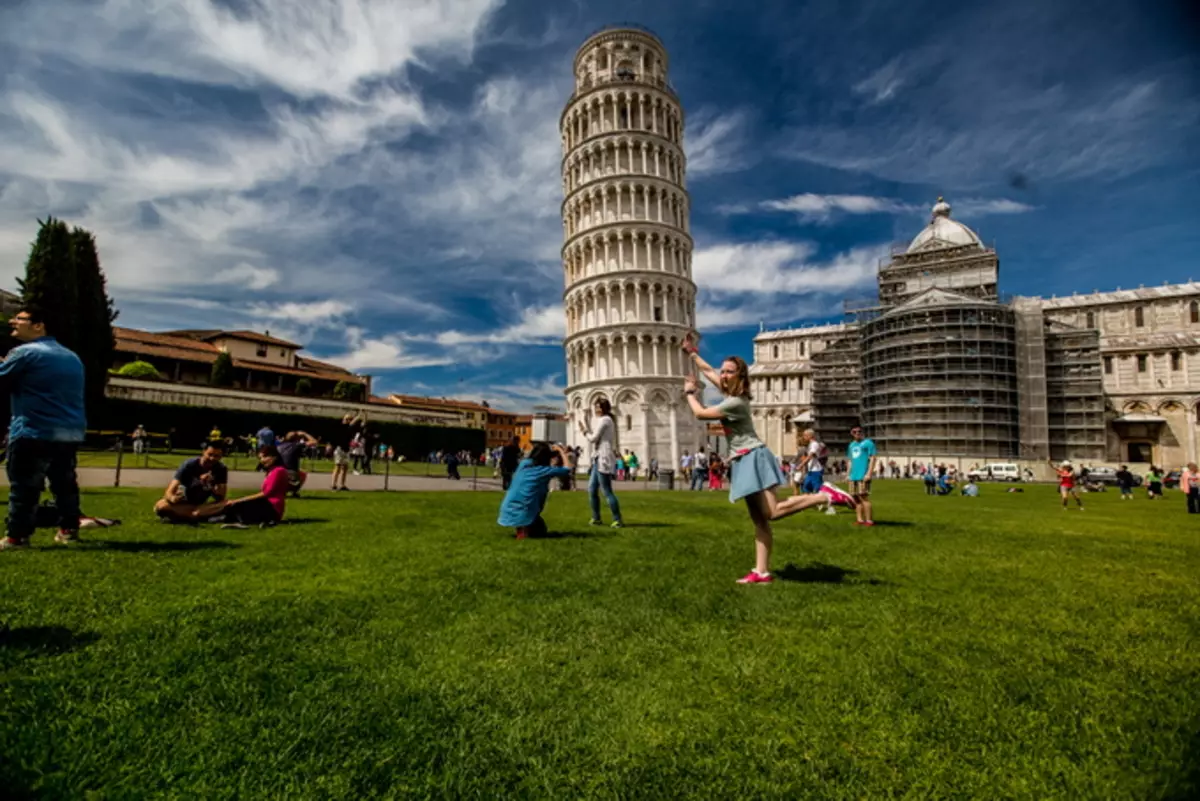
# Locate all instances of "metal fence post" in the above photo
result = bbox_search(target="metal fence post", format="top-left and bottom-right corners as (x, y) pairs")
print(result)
(384, 456), (391, 492)
(472, 461), (478, 491)
(113, 440), (124, 488)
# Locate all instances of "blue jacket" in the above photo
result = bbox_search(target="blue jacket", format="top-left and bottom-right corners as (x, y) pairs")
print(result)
(0, 337), (87, 442)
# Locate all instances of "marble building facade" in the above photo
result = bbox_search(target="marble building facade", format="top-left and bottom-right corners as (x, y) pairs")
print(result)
(752, 199), (1200, 470)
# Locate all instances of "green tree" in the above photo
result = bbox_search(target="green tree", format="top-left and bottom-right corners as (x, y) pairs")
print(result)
(211, 351), (234, 387)
(333, 380), (363, 401)
(71, 228), (118, 412)
(17, 217), (76, 349)
(295, 378), (313, 396)
(116, 361), (163, 380)
(16, 219), (118, 414)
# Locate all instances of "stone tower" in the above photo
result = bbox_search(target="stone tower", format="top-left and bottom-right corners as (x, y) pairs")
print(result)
(560, 26), (702, 469)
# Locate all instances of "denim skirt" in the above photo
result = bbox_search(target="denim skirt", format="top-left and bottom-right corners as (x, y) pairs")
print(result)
(728, 446), (786, 502)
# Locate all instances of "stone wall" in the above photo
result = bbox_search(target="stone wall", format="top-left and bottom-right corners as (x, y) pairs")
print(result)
(105, 377), (461, 427)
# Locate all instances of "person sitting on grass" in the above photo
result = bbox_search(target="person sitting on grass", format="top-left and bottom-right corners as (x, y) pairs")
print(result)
(961, 480), (979, 497)
(498, 442), (574, 539)
(154, 443), (229, 522)
(190, 445), (290, 529)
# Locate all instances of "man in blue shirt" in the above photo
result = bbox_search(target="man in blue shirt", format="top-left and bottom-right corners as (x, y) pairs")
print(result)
(846, 425), (878, 526)
(0, 307), (87, 549)
(154, 444), (229, 522)
(498, 442), (573, 538)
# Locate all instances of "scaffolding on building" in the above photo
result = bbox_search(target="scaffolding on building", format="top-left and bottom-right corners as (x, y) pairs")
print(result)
(810, 335), (862, 455)
(860, 301), (1020, 457)
(1013, 299), (1051, 461)
(1043, 326), (1106, 461)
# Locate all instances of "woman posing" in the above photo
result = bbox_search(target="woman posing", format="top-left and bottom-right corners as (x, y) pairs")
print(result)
(578, 399), (625, 528)
(683, 337), (831, 584)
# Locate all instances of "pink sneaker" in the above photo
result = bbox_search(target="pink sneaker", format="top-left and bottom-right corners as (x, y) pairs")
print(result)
(820, 482), (855, 506)
(736, 570), (773, 585)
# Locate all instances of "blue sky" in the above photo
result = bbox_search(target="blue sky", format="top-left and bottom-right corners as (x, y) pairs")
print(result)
(1, 0), (1197, 411)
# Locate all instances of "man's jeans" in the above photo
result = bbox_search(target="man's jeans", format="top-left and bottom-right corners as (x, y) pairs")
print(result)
(691, 468), (709, 490)
(588, 465), (623, 523)
(6, 439), (81, 539)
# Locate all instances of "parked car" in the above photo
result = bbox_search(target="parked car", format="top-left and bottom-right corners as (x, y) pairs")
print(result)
(1085, 467), (1143, 487)
(965, 463), (1022, 481)
(1164, 471), (1181, 489)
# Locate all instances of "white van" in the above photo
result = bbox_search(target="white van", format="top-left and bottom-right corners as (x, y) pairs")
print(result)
(967, 463), (1021, 482)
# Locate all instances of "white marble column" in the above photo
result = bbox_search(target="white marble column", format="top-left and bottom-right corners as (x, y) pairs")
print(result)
(641, 403), (651, 464)
(669, 402), (680, 476)
(637, 338), (645, 376)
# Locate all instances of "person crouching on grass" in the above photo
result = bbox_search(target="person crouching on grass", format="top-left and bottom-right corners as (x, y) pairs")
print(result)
(188, 445), (290, 528)
(682, 335), (832, 585)
(498, 442), (573, 539)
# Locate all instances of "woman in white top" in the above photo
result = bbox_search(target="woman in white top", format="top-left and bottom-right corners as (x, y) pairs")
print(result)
(578, 398), (624, 527)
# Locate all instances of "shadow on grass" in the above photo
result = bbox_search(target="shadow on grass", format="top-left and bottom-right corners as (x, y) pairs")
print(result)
(530, 529), (617, 539)
(0, 625), (100, 656)
(863, 520), (912, 527)
(1166, 722), (1200, 800)
(776, 561), (887, 585)
(96, 540), (241, 552)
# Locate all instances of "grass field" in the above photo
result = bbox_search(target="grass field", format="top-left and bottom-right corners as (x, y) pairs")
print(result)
(75, 449), (657, 480)
(2, 483), (1199, 798)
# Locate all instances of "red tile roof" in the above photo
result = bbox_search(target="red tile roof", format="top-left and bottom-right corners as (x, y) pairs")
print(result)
(389, 394), (490, 412)
(114, 327), (363, 384)
(164, 329), (302, 349)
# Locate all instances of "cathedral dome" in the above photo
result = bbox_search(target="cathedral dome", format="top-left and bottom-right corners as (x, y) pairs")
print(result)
(907, 197), (982, 252)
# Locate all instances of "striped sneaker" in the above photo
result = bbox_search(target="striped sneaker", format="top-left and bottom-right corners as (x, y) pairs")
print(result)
(54, 530), (81, 544)
(1, 536), (30, 551)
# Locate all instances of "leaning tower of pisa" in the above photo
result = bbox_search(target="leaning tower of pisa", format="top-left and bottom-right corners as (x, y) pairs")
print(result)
(560, 26), (703, 470)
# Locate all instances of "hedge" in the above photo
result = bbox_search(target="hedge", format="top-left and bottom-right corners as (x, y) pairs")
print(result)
(90, 398), (485, 458)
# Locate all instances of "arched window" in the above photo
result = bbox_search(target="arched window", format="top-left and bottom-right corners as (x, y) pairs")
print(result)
(1135, 306), (1145, 328)
(1190, 300), (1199, 324)
(626, 414), (632, 431)
(1085, 311), (1095, 329)
(772, 345), (779, 359)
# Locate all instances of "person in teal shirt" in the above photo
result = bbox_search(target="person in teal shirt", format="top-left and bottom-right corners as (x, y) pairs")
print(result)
(846, 426), (878, 526)
(498, 443), (573, 539)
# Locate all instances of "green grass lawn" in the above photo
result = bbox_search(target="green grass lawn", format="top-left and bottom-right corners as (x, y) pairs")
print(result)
(76, 449), (657, 480)
(2, 483), (1199, 798)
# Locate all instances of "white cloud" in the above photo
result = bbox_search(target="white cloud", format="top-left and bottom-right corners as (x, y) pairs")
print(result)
(689, 241), (890, 331)
(788, 77), (1197, 185)
(214, 263), (280, 290)
(428, 305), (565, 347)
(444, 375), (567, 414)
(323, 327), (454, 372)
(252, 300), (354, 324)
(693, 241), (887, 295)
(761, 194), (915, 222)
(723, 193), (1035, 225)
(954, 198), (1035, 215)
(1, 0), (502, 102)
(853, 61), (905, 104)
(686, 109), (752, 177)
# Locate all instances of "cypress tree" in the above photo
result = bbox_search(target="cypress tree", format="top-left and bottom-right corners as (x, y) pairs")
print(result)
(71, 227), (118, 414)
(211, 351), (234, 387)
(17, 217), (76, 349)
